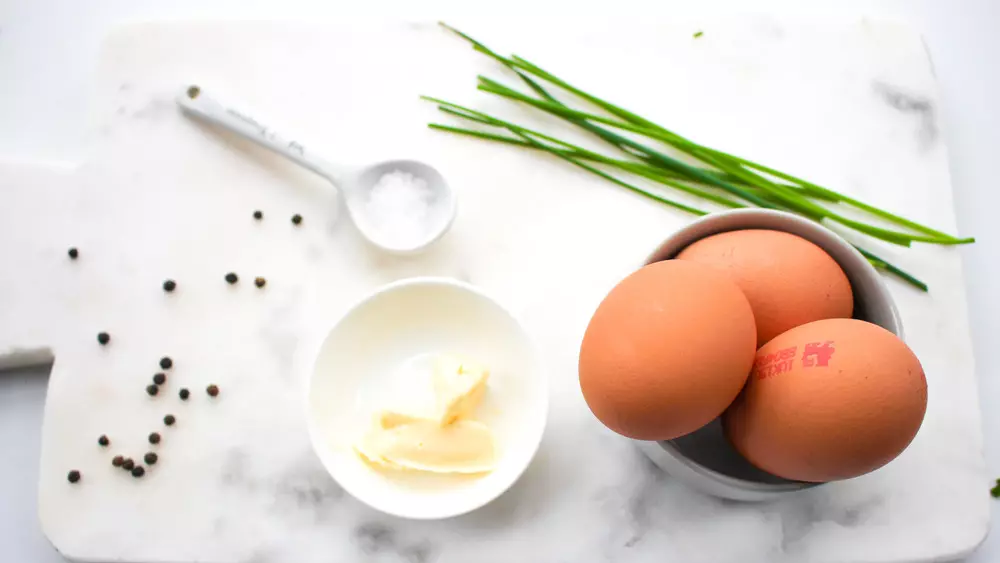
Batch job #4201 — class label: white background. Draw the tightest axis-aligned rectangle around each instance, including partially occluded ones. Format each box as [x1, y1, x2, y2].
[0, 0, 997, 561]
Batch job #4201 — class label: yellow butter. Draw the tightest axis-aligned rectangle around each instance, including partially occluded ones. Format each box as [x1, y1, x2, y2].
[356, 417, 496, 474]
[354, 355, 496, 475]
[433, 356, 490, 426]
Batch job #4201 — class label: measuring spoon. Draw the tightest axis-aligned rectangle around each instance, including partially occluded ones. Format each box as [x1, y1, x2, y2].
[176, 85, 456, 255]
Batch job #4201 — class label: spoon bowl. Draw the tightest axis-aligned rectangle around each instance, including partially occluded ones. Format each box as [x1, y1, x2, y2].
[349, 159, 456, 255]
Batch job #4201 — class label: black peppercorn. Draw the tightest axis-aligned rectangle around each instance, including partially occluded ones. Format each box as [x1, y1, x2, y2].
[97, 332, 110, 345]
[253, 210, 263, 220]
[131, 466, 145, 478]
[98, 434, 109, 447]
[67, 470, 81, 483]
[254, 277, 266, 288]
[122, 458, 135, 471]
[144, 452, 158, 465]
[112, 455, 124, 467]
[68, 247, 79, 259]
[163, 279, 176, 292]
[159, 356, 173, 370]
[163, 414, 176, 426]
[179, 388, 190, 400]
[225, 272, 238, 284]
[206, 384, 219, 397]
[291, 214, 302, 225]
[148, 432, 161, 445]
[146, 384, 158, 396]
[153, 372, 166, 385]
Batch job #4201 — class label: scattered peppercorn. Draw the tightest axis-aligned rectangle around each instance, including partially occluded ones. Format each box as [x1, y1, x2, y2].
[153, 372, 166, 385]
[291, 214, 302, 225]
[254, 277, 266, 288]
[179, 388, 190, 400]
[131, 466, 145, 478]
[159, 356, 172, 370]
[146, 384, 159, 397]
[67, 470, 81, 483]
[253, 210, 263, 220]
[163, 279, 177, 292]
[112, 455, 124, 467]
[97, 332, 110, 346]
[98, 435, 109, 447]
[68, 248, 79, 259]
[164, 414, 176, 426]
[122, 458, 135, 471]
[144, 452, 158, 465]
[225, 272, 238, 285]
[148, 432, 161, 445]
[206, 384, 220, 397]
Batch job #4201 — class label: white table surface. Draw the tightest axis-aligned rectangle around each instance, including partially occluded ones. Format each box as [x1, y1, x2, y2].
[1, 1, 997, 561]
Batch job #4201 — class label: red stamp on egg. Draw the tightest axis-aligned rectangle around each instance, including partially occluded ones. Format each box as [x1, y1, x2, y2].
[802, 341, 835, 367]
[754, 346, 797, 380]
[753, 340, 837, 380]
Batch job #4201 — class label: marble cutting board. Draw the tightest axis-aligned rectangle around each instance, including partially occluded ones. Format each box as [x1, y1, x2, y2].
[0, 16, 989, 563]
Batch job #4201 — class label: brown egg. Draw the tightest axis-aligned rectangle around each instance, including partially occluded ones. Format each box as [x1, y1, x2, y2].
[723, 318, 927, 482]
[676, 229, 853, 346]
[579, 260, 757, 440]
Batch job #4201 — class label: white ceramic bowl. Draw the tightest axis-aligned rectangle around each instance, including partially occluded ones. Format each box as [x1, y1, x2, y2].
[306, 278, 548, 519]
[635, 209, 902, 501]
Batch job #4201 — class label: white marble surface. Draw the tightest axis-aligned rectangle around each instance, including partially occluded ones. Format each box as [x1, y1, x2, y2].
[0, 7, 996, 560]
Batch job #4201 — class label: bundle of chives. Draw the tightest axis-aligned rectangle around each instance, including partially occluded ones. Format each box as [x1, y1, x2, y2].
[424, 24, 974, 291]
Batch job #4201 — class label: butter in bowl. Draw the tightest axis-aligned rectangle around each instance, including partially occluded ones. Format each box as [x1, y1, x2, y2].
[306, 278, 548, 519]
[354, 355, 497, 475]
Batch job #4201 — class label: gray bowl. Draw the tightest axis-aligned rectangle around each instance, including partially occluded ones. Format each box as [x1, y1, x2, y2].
[634, 209, 902, 501]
